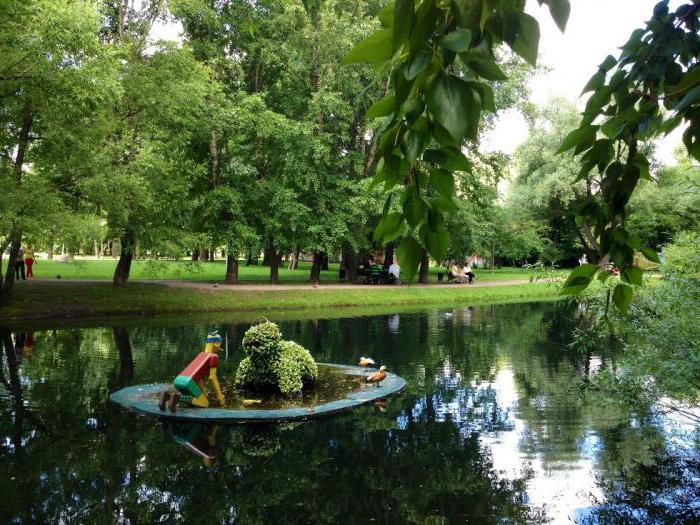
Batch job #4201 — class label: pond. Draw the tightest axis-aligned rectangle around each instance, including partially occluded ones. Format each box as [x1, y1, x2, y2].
[1, 302, 698, 524]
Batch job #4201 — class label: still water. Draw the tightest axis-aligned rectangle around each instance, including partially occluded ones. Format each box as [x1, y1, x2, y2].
[1, 302, 698, 524]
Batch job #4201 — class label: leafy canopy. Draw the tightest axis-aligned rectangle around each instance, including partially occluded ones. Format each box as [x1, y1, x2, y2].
[344, 0, 570, 281]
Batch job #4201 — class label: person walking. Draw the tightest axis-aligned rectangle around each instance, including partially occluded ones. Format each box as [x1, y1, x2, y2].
[15, 247, 25, 281]
[24, 245, 35, 278]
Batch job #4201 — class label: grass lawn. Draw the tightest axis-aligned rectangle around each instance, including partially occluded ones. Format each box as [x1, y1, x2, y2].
[0, 281, 560, 323]
[5, 257, 549, 283]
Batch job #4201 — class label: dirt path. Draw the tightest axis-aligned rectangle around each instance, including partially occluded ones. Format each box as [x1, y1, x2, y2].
[28, 278, 533, 290]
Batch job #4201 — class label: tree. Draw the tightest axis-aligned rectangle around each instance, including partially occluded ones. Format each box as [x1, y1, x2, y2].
[91, 2, 213, 286]
[558, 1, 699, 311]
[344, 0, 571, 281]
[0, 0, 118, 303]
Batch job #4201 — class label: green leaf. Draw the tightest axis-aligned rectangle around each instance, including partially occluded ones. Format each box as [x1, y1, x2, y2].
[377, 3, 394, 28]
[560, 263, 598, 295]
[427, 73, 476, 144]
[424, 228, 450, 262]
[409, 0, 439, 54]
[540, 0, 570, 32]
[581, 71, 605, 95]
[366, 94, 396, 119]
[401, 129, 424, 165]
[343, 29, 394, 65]
[621, 266, 643, 286]
[424, 146, 471, 171]
[612, 282, 633, 313]
[431, 195, 458, 212]
[405, 50, 431, 80]
[429, 169, 454, 197]
[403, 192, 428, 227]
[556, 125, 598, 154]
[440, 28, 472, 52]
[511, 12, 540, 66]
[676, 85, 700, 112]
[468, 81, 495, 112]
[599, 55, 617, 72]
[397, 237, 422, 283]
[393, 0, 414, 50]
[632, 153, 651, 181]
[462, 55, 507, 81]
[641, 247, 660, 263]
[374, 213, 405, 243]
[674, 64, 700, 92]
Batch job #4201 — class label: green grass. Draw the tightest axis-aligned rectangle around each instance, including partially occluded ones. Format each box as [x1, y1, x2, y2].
[6, 257, 544, 283]
[0, 281, 560, 323]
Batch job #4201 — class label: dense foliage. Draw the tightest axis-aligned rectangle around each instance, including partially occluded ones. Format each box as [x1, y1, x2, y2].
[558, 1, 700, 310]
[235, 321, 318, 394]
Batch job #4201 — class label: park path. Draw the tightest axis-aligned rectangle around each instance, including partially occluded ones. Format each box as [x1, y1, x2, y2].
[28, 278, 534, 290]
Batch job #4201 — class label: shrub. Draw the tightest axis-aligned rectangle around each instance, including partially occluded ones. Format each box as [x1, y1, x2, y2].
[280, 340, 318, 384]
[242, 321, 283, 361]
[235, 321, 318, 395]
[277, 353, 304, 395]
[662, 230, 700, 280]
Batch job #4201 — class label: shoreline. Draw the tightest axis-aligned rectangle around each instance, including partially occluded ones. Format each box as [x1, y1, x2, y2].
[0, 280, 560, 325]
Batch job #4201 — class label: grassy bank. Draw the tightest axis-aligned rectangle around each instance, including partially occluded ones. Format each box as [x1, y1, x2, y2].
[6, 257, 551, 283]
[0, 281, 559, 322]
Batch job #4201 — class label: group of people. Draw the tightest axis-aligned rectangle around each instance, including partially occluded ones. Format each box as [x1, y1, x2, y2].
[366, 257, 401, 285]
[448, 261, 475, 284]
[12, 246, 35, 280]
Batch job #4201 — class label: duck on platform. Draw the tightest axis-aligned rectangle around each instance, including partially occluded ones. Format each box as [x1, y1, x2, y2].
[366, 365, 387, 387]
[358, 356, 375, 367]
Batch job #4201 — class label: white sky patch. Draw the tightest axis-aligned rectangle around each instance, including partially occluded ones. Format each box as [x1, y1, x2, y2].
[484, 0, 686, 165]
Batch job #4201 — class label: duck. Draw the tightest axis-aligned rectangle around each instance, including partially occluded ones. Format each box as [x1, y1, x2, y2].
[359, 356, 375, 367]
[366, 365, 387, 386]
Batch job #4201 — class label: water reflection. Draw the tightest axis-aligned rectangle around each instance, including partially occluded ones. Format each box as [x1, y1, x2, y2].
[0, 303, 697, 523]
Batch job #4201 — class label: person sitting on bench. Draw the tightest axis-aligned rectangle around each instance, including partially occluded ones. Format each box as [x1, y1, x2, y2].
[462, 263, 475, 284]
[449, 262, 467, 283]
[387, 258, 401, 285]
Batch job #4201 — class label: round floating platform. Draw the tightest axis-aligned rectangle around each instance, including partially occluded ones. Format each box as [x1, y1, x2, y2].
[110, 364, 406, 423]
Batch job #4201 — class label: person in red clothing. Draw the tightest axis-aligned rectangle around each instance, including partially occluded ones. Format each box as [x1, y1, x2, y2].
[24, 246, 35, 278]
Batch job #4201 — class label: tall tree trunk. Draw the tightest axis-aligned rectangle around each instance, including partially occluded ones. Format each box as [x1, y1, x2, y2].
[191, 248, 199, 261]
[47, 242, 54, 260]
[198, 247, 208, 262]
[419, 248, 429, 284]
[1, 230, 21, 303]
[383, 242, 394, 272]
[0, 113, 33, 304]
[246, 249, 257, 266]
[113, 227, 135, 287]
[225, 245, 239, 284]
[342, 247, 357, 282]
[288, 246, 299, 270]
[209, 247, 215, 262]
[320, 252, 329, 271]
[113, 327, 134, 387]
[310, 251, 323, 283]
[209, 128, 218, 186]
[267, 238, 280, 284]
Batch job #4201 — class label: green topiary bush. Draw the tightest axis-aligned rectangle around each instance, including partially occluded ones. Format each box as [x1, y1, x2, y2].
[280, 340, 318, 384]
[235, 321, 318, 395]
[241, 321, 283, 361]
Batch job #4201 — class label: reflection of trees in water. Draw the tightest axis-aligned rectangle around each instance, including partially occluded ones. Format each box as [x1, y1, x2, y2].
[0, 304, 694, 523]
